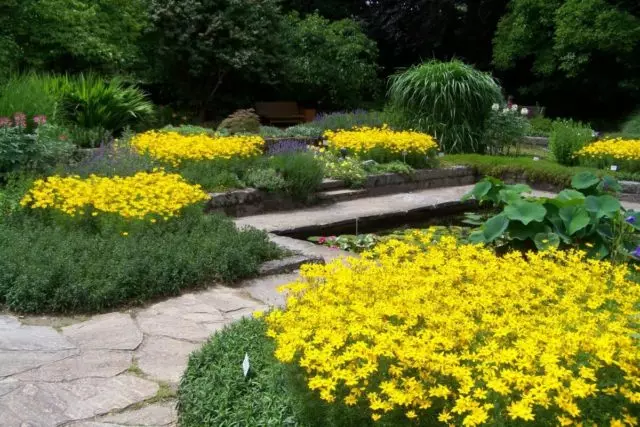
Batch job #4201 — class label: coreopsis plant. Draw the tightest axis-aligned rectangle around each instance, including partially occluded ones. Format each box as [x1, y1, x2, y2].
[267, 231, 640, 426]
[20, 171, 210, 221]
[323, 126, 438, 167]
[576, 138, 640, 172]
[131, 130, 264, 166]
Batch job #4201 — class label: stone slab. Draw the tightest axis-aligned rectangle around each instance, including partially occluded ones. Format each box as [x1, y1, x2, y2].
[101, 400, 177, 426]
[0, 349, 79, 378]
[258, 255, 323, 276]
[135, 336, 200, 383]
[15, 350, 132, 382]
[0, 375, 158, 426]
[63, 313, 143, 351]
[0, 321, 76, 352]
[242, 273, 301, 308]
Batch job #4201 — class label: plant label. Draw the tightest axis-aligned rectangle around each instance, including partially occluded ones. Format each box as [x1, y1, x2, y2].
[533, 157, 540, 161]
[242, 353, 250, 377]
[611, 165, 618, 171]
[438, 152, 445, 158]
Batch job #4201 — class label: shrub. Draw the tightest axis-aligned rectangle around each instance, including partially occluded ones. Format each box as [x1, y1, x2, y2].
[283, 124, 323, 139]
[621, 112, 640, 137]
[266, 139, 309, 156]
[324, 126, 438, 168]
[267, 234, 640, 425]
[314, 149, 367, 187]
[64, 142, 155, 178]
[0, 73, 61, 124]
[60, 74, 155, 136]
[364, 160, 415, 176]
[177, 160, 246, 192]
[0, 212, 280, 313]
[259, 126, 286, 138]
[549, 120, 594, 166]
[0, 173, 34, 217]
[312, 110, 387, 131]
[0, 121, 74, 175]
[482, 105, 530, 155]
[387, 60, 502, 154]
[576, 138, 640, 172]
[244, 168, 287, 192]
[269, 152, 324, 201]
[527, 115, 554, 137]
[162, 124, 216, 137]
[217, 109, 261, 135]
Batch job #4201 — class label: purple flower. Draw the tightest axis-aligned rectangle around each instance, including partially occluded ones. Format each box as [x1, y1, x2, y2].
[0, 117, 11, 127]
[626, 215, 636, 224]
[33, 115, 47, 126]
[13, 112, 27, 128]
[632, 246, 640, 258]
[266, 139, 309, 156]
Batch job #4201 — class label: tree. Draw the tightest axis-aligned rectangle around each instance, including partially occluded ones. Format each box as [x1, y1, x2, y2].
[147, 0, 284, 117]
[493, 0, 640, 122]
[279, 13, 380, 109]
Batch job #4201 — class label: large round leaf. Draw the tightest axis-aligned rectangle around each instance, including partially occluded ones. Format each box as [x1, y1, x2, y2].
[534, 232, 560, 251]
[585, 195, 621, 219]
[504, 201, 547, 225]
[551, 189, 586, 208]
[462, 181, 491, 201]
[508, 221, 548, 241]
[482, 214, 509, 242]
[559, 206, 591, 235]
[571, 172, 599, 190]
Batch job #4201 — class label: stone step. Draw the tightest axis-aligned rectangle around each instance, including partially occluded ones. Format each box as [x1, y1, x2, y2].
[319, 178, 347, 191]
[317, 188, 368, 203]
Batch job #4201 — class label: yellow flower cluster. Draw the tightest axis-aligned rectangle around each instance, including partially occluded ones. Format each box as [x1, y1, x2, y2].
[324, 126, 438, 156]
[267, 231, 640, 425]
[576, 138, 640, 162]
[20, 171, 210, 220]
[131, 131, 264, 165]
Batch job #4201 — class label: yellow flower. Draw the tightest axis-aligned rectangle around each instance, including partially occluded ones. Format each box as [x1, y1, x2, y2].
[121, 232, 129, 236]
[323, 125, 438, 157]
[576, 138, 640, 165]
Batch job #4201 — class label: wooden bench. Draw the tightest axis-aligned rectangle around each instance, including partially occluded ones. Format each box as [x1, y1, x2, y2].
[255, 102, 305, 125]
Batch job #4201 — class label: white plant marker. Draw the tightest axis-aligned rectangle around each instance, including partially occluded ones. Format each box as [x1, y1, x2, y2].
[533, 157, 540, 161]
[438, 152, 445, 158]
[611, 165, 618, 171]
[242, 353, 250, 377]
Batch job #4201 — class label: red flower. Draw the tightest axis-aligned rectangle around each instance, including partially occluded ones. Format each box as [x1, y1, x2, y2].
[0, 117, 11, 127]
[318, 237, 327, 244]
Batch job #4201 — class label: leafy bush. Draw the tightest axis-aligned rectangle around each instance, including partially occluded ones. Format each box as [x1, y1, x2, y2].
[0, 123, 75, 174]
[162, 124, 216, 136]
[267, 235, 640, 425]
[269, 152, 324, 201]
[63, 142, 154, 178]
[0, 173, 34, 217]
[283, 124, 323, 139]
[314, 149, 367, 187]
[0, 73, 61, 124]
[176, 159, 248, 192]
[244, 168, 287, 192]
[463, 173, 638, 262]
[527, 115, 554, 137]
[60, 74, 155, 136]
[312, 110, 387, 131]
[387, 60, 502, 154]
[364, 160, 415, 176]
[0, 212, 280, 313]
[217, 109, 261, 135]
[549, 120, 594, 166]
[259, 126, 286, 138]
[483, 105, 530, 155]
[621, 112, 640, 137]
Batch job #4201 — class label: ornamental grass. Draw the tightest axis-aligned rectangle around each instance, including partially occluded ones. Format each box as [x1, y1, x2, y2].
[324, 126, 438, 167]
[267, 231, 640, 426]
[131, 130, 264, 165]
[576, 138, 640, 172]
[20, 171, 210, 220]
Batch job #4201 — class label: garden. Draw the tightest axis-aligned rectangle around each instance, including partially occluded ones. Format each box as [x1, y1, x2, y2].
[1, 0, 640, 425]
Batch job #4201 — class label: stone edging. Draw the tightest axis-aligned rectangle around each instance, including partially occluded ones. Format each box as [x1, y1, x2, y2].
[523, 136, 549, 146]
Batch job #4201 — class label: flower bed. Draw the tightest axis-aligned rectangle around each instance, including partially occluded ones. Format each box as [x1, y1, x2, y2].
[131, 131, 264, 165]
[20, 171, 210, 220]
[267, 232, 640, 425]
[576, 138, 640, 172]
[324, 126, 438, 167]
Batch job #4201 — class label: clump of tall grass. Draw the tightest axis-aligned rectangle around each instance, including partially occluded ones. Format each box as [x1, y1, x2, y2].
[387, 60, 502, 154]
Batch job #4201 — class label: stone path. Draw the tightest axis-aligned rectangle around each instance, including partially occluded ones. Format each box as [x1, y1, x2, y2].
[0, 278, 298, 427]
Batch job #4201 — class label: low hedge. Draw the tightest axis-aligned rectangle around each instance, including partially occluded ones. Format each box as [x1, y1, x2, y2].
[178, 318, 374, 427]
[0, 212, 281, 313]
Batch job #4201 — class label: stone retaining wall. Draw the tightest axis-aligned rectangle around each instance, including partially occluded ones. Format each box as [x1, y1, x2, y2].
[523, 136, 549, 146]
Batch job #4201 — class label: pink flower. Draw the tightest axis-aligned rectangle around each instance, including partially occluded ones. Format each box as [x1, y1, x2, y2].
[0, 117, 11, 127]
[328, 236, 337, 241]
[13, 112, 27, 128]
[318, 237, 327, 244]
[33, 115, 47, 126]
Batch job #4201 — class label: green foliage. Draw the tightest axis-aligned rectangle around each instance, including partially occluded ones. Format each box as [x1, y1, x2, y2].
[315, 150, 367, 187]
[527, 116, 554, 137]
[217, 109, 261, 135]
[0, 124, 75, 174]
[0, 73, 61, 121]
[283, 124, 323, 139]
[312, 110, 387, 131]
[62, 143, 154, 178]
[483, 106, 531, 155]
[147, 0, 283, 113]
[244, 168, 287, 192]
[269, 152, 324, 201]
[0, 173, 35, 217]
[176, 159, 248, 193]
[549, 120, 594, 166]
[0, 211, 280, 313]
[259, 126, 286, 138]
[59, 74, 154, 136]
[364, 160, 415, 176]
[162, 125, 216, 137]
[388, 60, 502, 154]
[280, 13, 380, 108]
[621, 112, 640, 137]
[464, 174, 638, 262]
